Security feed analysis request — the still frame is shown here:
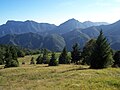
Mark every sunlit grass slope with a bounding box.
[0,54,120,90]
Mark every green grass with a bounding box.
[0,54,120,90]
[18,52,61,65]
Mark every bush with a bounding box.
[5,59,19,68]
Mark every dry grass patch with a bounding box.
[0,55,120,90]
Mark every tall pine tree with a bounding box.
[49,52,58,66]
[71,43,81,64]
[90,30,114,69]
[59,47,70,64]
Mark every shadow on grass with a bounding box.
[60,67,89,73]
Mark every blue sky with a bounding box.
[0,0,120,25]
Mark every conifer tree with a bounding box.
[90,30,114,69]
[9,46,18,60]
[59,47,70,64]
[42,49,49,64]
[71,43,81,64]
[17,50,25,57]
[82,39,96,65]
[49,52,58,66]
[36,55,43,64]
[4,46,19,68]
[0,49,4,65]
[30,57,35,64]
[113,51,120,67]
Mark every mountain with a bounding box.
[0,33,65,51]
[50,18,86,34]
[83,21,108,28]
[60,19,120,50]
[80,20,120,50]
[0,20,56,37]
[43,34,65,51]
[80,27,100,38]
[0,19,120,50]
[50,18,108,34]
[0,19,108,37]
[62,28,90,50]
[100,20,120,35]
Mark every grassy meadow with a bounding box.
[0,54,120,90]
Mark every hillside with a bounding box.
[0,55,120,90]
[0,33,65,51]
[50,18,108,34]
[0,19,120,50]
[0,20,56,37]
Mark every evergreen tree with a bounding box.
[30,57,35,64]
[113,51,120,67]
[82,39,96,65]
[71,43,81,64]
[49,52,58,66]
[59,47,70,64]
[17,50,25,57]
[42,49,49,64]
[90,30,114,69]
[0,49,4,65]
[4,46,19,68]
[36,55,43,64]
[9,46,18,60]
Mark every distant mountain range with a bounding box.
[0,20,56,37]
[49,18,108,34]
[0,18,120,51]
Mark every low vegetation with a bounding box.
[0,61,120,90]
[0,31,120,89]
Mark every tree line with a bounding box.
[0,30,120,68]
[0,45,43,67]
[30,30,120,68]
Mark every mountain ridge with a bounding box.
[0,18,120,50]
